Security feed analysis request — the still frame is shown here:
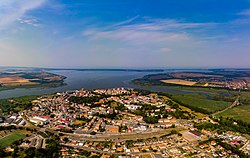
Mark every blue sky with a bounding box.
[0,0,250,68]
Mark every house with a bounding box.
[101,154,110,158]
[132,147,140,152]
[116,147,124,152]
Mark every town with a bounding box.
[0,88,249,157]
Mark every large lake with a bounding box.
[0,70,209,99]
[0,70,152,99]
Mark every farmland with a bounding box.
[160,79,197,86]
[0,132,26,149]
[0,71,66,90]
[132,69,250,90]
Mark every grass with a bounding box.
[216,104,250,124]
[214,92,250,124]
[179,105,205,118]
[171,94,231,113]
[0,132,26,148]
[0,95,38,113]
[240,91,250,104]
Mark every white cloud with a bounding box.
[0,0,45,29]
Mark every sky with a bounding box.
[0,0,250,68]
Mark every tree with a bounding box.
[90,131,96,135]
[170,130,178,135]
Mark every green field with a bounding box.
[171,94,231,113]
[0,132,26,148]
[215,91,250,123]
[0,95,38,113]
[216,104,250,124]
[240,91,250,104]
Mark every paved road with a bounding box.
[56,127,184,142]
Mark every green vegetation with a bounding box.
[166,100,195,119]
[133,78,238,93]
[133,77,238,115]
[170,93,231,114]
[216,104,250,124]
[215,138,249,158]
[94,111,118,120]
[143,116,159,124]
[0,132,25,149]
[0,133,61,158]
[195,117,250,134]
[0,81,65,93]
[69,96,102,104]
[45,136,61,158]
[214,91,250,124]
[240,91,250,105]
[0,95,37,113]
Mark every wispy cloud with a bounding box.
[0,0,45,29]
[17,17,41,27]
[238,9,250,16]
[112,15,140,27]
[82,18,215,46]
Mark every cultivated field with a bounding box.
[0,132,25,148]
[0,71,65,89]
[160,79,197,86]
[0,75,37,86]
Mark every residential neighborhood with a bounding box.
[0,88,249,157]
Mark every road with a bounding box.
[213,95,240,116]
[56,127,184,142]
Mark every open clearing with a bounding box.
[216,104,250,123]
[160,79,197,86]
[0,132,25,148]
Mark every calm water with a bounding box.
[0,70,211,99]
[0,70,152,99]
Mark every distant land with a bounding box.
[132,69,250,90]
[1,67,250,93]
[0,68,66,91]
